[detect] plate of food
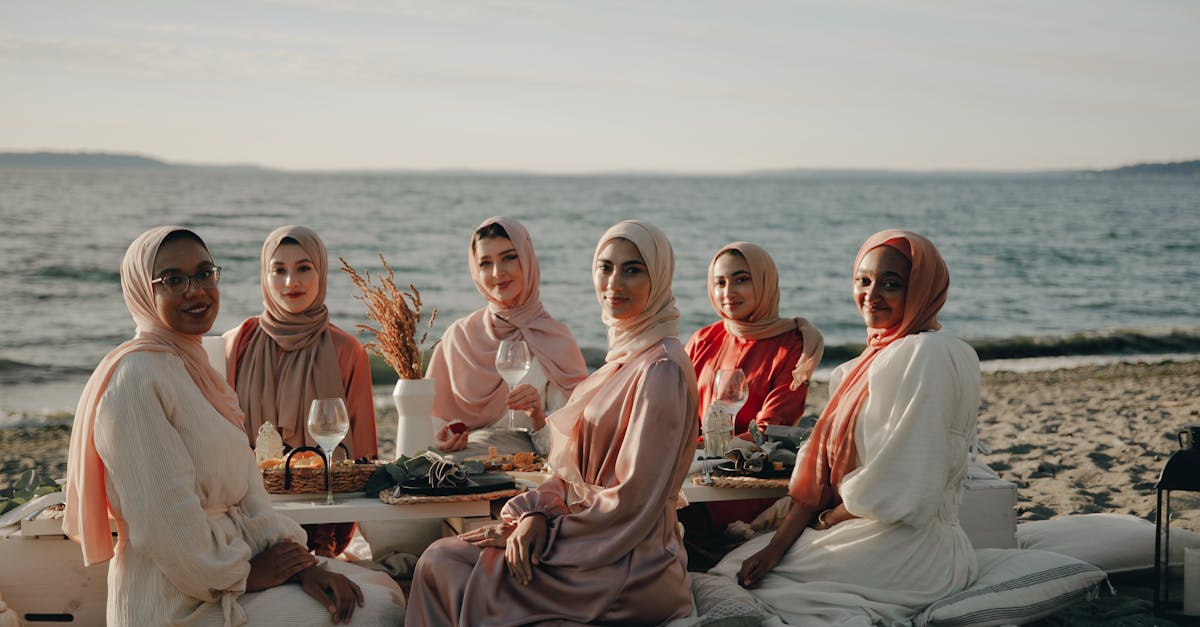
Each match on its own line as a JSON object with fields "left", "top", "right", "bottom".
{"left": 464, "top": 448, "right": 545, "bottom": 472}
{"left": 714, "top": 460, "right": 793, "bottom": 479}
{"left": 397, "top": 471, "right": 517, "bottom": 496}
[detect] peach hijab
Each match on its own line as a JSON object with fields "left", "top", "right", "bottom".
{"left": 788, "top": 229, "right": 949, "bottom": 512}
{"left": 65, "top": 227, "right": 243, "bottom": 566}
{"left": 426, "top": 217, "right": 587, "bottom": 429}
{"left": 234, "top": 225, "right": 343, "bottom": 448}
{"left": 546, "top": 220, "right": 697, "bottom": 505}
{"left": 707, "top": 242, "right": 826, "bottom": 387}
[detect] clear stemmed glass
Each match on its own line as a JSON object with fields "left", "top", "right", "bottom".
{"left": 701, "top": 368, "right": 748, "bottom": 484}
{"left": 495, "top": 339, "right": 532, "bottom": 432}
{"left": 307, "top": 398, "right": 349, "bottom": 505}
{"left": 714, "top": 368, "right": 749, "bottom": 415}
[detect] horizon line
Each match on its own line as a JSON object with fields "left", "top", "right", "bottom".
{"left": 2, "top": 149, "right": 1198, "bottom": 177}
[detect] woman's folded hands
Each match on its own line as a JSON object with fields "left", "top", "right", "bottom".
{"left": 246, "top": 540, "right": 364, "bottom": 624}
{"left": 459, "top": 513, "right": 549, "bottom": 585}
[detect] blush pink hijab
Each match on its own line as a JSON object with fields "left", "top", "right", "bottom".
{"left": 789, "top": 229, "right": 949, "bottom": 513}
{"left": 707, "top": 242, "right": 826, "bottom": 387}
{"left": 546, "top": 220, "right": 698, "bottom": 505}
{"left": 65, "top": 226, "right": 243, "bottom": 566}
{"left": 426, "top": 217, "right": 587, "bottom": 429}
{"left": 234, "top": 225, "right": 343, "bottom": 449}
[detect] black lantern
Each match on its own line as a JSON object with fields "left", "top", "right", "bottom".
{"left": 1154, "top": 427, "right": 1200, "bottom": 616}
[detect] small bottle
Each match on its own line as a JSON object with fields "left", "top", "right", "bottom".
{"left": 255, "top": 422, "right": 285, "bottom": 463}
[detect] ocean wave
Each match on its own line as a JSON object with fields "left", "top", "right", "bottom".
{"left": 28, "top": 264, "right": 119, "bottom": 283}
{"left": 0, "top": 359, "right": 93, "bottom": 385}
{"left": 578, "top": 329, "right": 1200, "bottom": 371}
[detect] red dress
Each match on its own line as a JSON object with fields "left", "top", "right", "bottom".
{"left": 685, "top": 321, "right": 810, "bottom": 528}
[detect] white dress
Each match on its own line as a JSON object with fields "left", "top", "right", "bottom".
{"left": 94, "top": 352, "right": 404, "bottom": 626}
{"left": 710, "top": 332, "right": 981, "bottom": 626}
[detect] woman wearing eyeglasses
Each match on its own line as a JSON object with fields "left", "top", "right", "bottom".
{"left": 64, "top": 226, "right": 403, "bottom": 626}
{"left": 224, "top": 225, "right": 378, "bottom": 558}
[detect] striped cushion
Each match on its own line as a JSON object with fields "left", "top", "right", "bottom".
{"left": 918, "top": 549, "right": 1106, "bottom": 627}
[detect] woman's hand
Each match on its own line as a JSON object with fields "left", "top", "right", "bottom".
{"left": 297, "top": 564, "right": 365, "bottom": 625}
{"left": 505, "top": 514, "right": 548, "bottom": 585}
{"left": 737, "top": 542, "right": 786, "bottom": 589}
{"left": 246, "top": 540, "right": 318, "bottom": 592}
{"left": 433, "top": 422, "right": 470, "bottom": 452}
{"left": 459, "top": 521, "right": 515, "bottom": 548}
{"left": 808, "top": 504, "right": 855, "bottom": 531}
{"left": 737, "top": 499, "right": 815, "bottom": 588}
{"left": 506, "top": 384, "right": 546, "bottom": 429}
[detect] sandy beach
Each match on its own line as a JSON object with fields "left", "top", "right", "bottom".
{"left": 4, "top": 358, "right": 1200, "bottom": 624}
{"left": 6, "top": 358, "right": 1200, "bottom": 524}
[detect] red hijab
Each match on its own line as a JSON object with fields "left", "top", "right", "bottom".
{"left": 788, "top": 229, "right": 949, "bottom": 512}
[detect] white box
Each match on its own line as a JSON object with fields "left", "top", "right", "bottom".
{"left": 960, "top": 476, "right": 1018, "bottom": 549}
{"left": 0, "top": 528, "right": 108, "bottom": 626}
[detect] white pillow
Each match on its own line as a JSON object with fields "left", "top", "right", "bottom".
{"left": 917, "top": 548, "right": 1105, "bottom": 627}
{"left": 689, "top": 573, "right": 771, "bottom": 625}
{"left": 1016, "top": 513, "right": 1200, "bottom": 574}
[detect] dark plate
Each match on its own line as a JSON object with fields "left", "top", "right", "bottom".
{"left": 714, "top": 460, "right": 792, "bottom": 479}
{"left": 398, "top": 471, "right": 517, "bottom": 496}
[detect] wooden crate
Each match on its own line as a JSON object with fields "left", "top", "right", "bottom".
{"left": 0, "top": 528, "right": 107, "bottom": 626}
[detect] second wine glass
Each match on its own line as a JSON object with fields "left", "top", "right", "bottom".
{"left": 711, "top": 368, "right": 749, "bottom": 452}
{"left": 495, "top": 339, "right": 531, "bottom": 432}
{"left": 307, "top": 398, "right": 349, "bottom": 505}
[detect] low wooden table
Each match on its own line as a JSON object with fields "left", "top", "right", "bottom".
{"left": 682, "top": 474, "right": 788, "bottom": 503}
{"left": 269, "top": 492, "right": 491, "bottom": 525}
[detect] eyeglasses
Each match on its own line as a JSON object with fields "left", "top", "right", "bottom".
{"left": 151, "top": 267, "right": 222, "bottom": 295}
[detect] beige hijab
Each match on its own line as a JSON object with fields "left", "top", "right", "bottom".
{"left": 546, "top": 220, "right": 696, "bottom": 505}
{"left": 65, "top": 226, "right": 243, "bottom": 566}
{"left": 234, "top": 225, "right": 343, "bottom": 449}
{"left": 426, "top": 217, "right": 587, "bottom": 429}
{"left": 707, "top": 242, "right": 825, "bottom": 387}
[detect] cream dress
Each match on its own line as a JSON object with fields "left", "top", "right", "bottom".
{"left": 94, "top": 352, "right": 404, "bottom": 626}
{"left": 711, "top": 332, "right": 981, "bottom": 626}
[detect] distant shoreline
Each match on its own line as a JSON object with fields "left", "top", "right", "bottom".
{"left": 1, "top": 151, "right": 1197, "bottom": 178}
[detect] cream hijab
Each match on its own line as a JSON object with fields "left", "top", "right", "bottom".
{"left": 65, "top": 227, "right": 243, "bottom": 566}
{"left": 707, "top": 242, "right": 826, "bottom": 387}
{"left": 234, "top": 225, "right": 343, "bottom": 449}
{"left": 426, "top": 216, "right": 587, "bottom": 428}
{"left": 546, "top": 220, "right": 696, "bottom": 505}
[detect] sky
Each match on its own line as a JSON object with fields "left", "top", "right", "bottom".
{"left": 2, "top": 0, "right": 1198, "bottom": 173}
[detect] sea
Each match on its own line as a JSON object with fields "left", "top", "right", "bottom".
{"left": 2, "top": 168, "right": 1198, "bottom": 426}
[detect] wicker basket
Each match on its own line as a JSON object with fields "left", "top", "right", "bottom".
{"left": 260, "top": 446, "right": 379, "bottom": 495}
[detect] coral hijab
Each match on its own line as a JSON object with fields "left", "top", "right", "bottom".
{"left": 426, "top": 216, "right": 587, "bottom": 429}
{"left": 707, "top": 242, "right": 826, "bottom": 387}
{"left": 788, "top": 229, "right": 949, "bottom": 512}
{"left": 65, "top": 227, "right": 243, "bottom": 566}
{"left": 234, "top": 225, "right": 343, "bottom": 448}
{"left": 546, "top": 220, "right": 697, "bottom": 505}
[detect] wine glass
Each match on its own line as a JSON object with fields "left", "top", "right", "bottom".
{"left": 700, "top": 365, "right": 748, "bottom": 478}
{"left": 714, "top": 368, "right": 748, "bottom": 413}
{"left": 495, "top": 339, "right": 532, "bottom": 432}
{"left": 307, "top": 398, "right": 349, "bottom": 505}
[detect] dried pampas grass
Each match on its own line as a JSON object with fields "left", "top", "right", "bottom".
{"left": 340, "top": 254, "right": 437, "bottom": 380}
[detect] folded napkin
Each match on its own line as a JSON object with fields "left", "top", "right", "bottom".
{"left": 724, "top": 448, "right": 768, "bottom": 474}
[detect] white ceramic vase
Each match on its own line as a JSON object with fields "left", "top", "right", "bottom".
{"left": 391, "top": 378, "right": 436, "bottom": 457}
